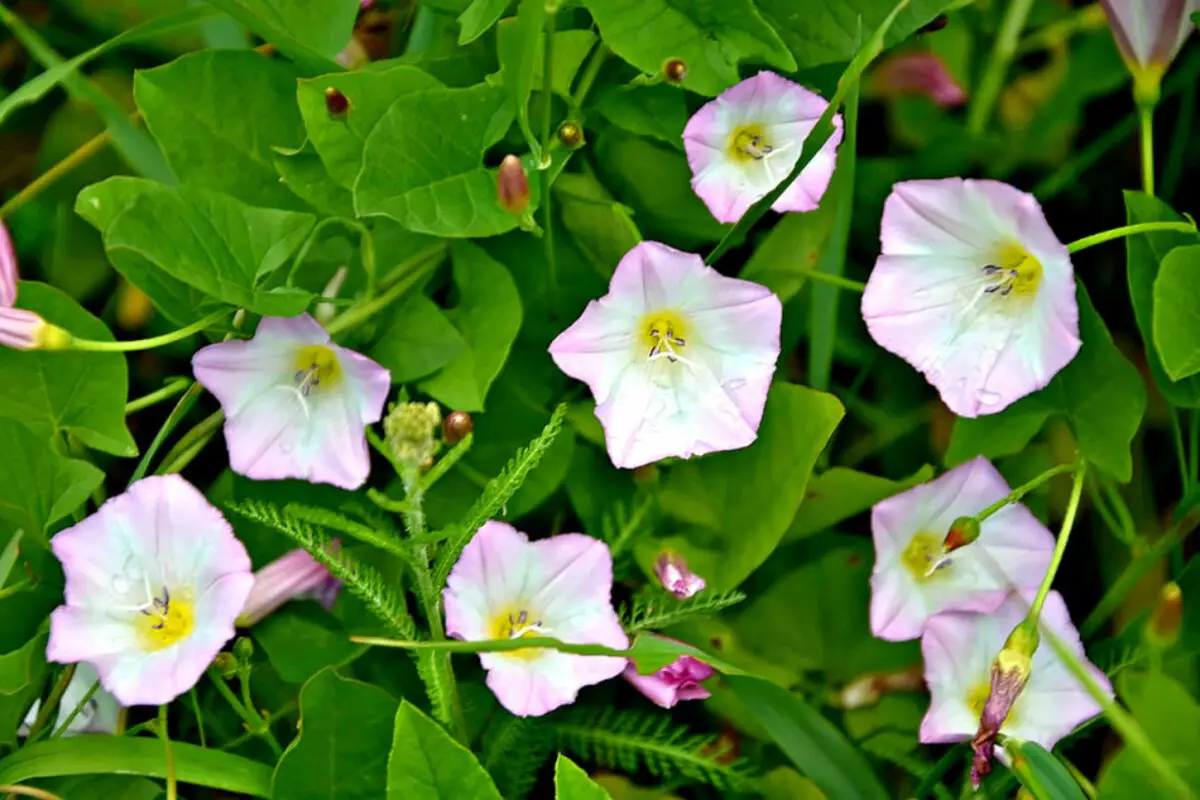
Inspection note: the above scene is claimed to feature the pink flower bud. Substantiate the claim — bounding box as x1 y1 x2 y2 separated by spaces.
0 308 67 351
624 653 714 708
870 51 966 107
653 551 705 599
496 155 530 215
1100 0 1195 72
1 221 17 308
236 547 340 627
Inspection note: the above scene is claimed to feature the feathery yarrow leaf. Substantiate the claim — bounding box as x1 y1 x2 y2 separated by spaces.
482 716 552 799
623 588 747 634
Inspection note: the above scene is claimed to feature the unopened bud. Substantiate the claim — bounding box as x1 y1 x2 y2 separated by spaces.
497 155 530 215
654 551 706 600
233 636 255 664
557 121 583 149
1146 582 1183 648
213 652 239 678
325 87 350 117
663 58 687 84
384 401 442 468
971 622 1037 787
0 309 71 351
943 516 981 552
443 410 473 445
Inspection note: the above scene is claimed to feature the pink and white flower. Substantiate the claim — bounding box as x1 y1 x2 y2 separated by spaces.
683 71 843 224
47 475 254 707
236 547 340 627
861 179 1080 418
549 242 781 469
869 457 1055 641
624 653 713 708
193 314 391 490
870 52 967 107
1099 0 1197 78
653 551 706 599
443 521 628 717
921 591 1110 752
0 221 53 351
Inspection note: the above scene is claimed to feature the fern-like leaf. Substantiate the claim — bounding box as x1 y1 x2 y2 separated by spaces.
283 502 412 561
482 716 551 799
553 707 752 790
229 500 416 638
623 588 747 634
433 403 567 588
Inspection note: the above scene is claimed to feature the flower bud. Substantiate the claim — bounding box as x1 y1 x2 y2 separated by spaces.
557 121 583 149
496 155 530 215
623 648 714 708
0 308 62 350
325 86 350 117
971 622 1038 787
237 548 341 627
663 58 687 84
384 401 442 468
233 636 255 664
1 221 16 308
653 551 706 600
1145 582 1183 648
869 52 966 108
213 652 239 678
943 516 981 553
1099 0 1195 103
443 410 473 445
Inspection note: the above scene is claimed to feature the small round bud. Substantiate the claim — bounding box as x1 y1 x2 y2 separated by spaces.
325 86 350 117
233 636 255 664
496 155 530 215
943 516 981 552
556 121 583 148
213 652 239 679
1146 582 1183 648
443 410 473 445
663 58 687 84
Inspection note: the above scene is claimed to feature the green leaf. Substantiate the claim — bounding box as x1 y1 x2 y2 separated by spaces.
578 0 795 96
626 632 744 676
1123 191 1200 406
458 0 511 44
38 775 166 800
202 0 355 73
726 674 889 800
273 669 400 800
947 283 1146 481
0 632 48 748
77 177 317 323
370 291 468 383
1006 740 1086 800
646 383 844 590
273 142 357 218
553 172 641 275
783 465 935 541
757 0 951 69
555 754 611 800
135 50 310 210
740 201 838 303
594 84 689 149
354 84 523 236
0 419 103 539
387 700 504 799
1096 672 1200 798
254 603 366 684
0 736 273 796
297 65 443 189
0 282 135 456
418 241 523 411
497 0 545 156
1152 244 1200 381
531 30 600 99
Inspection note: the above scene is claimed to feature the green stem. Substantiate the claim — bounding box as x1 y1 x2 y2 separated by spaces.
0 580 31 602
68 310 229 352
49 679 100 739
1190 409 1198 485
966 0 1035 134
125 379 192 415
158 705 177 800
354 634 630 659
325 243 446 336
22 664 76 746
569 41 608 113
800 268 866 293
418 433 474 492
189 688 207 748
154 410 224 476
1029 461 1087 621
975 462 1077 523
1170 407 1189 491
0 129 113 221
1139 102 1155 196
289 218 377 298
129 381 201 484
206 668 283 757
540 6 559 313
1065 221 1197 254
366 428 406 475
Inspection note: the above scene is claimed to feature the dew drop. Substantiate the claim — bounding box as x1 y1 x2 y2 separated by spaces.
975 389 1002 406
111 575 131 595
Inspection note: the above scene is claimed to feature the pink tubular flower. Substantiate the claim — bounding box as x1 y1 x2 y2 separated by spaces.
47 475 254 707
861 179 1080 418
236 548 340 627
870 52 967 107
683 71 843 224
869 457 1055 641
624 654 713 708
443 522 629 717
0 221 55 351
1100 1 1197 79
193 314 391 490
920 592 1110 754
549 242 781 470
653 551 706 599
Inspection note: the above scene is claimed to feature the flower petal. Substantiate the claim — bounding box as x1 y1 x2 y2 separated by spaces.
0 222 16 308
482 649 626 717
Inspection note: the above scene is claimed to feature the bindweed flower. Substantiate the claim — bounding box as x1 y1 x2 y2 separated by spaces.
869 51 967 107
47 475 254 707
1099 0 1198 99
443 521 628 716
21 662 119 737
0 221 66 351
236 548 340 627
193 314 391 490
683 71 843 224
921 592 1110 778
861 179 1080 418
623 651 713 708
549 242 781 469
653 551 706 599
869 457 1055 641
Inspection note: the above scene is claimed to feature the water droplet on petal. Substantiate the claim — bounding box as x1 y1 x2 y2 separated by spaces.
976 389 1002 406
111 575 131 595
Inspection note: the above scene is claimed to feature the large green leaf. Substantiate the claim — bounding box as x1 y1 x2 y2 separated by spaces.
594 84 689 150
254 603 366 684
202 0 353 73
497 0 544 155
135 50 309 210
0 419 103 539
739 202 840 304
354 84 521 237
555 754 611 800
579 0 795 96
0 632 48 748
1123 191 1200 406
0 736 273 796
273 669 399 800
782 465 934 541
1152 244 1200 381
1096 673 1200 798
273 142 357 218
418 241 522 412
77 177 317 323
947 283 1146 481
757 0 951 68
0 282 135 456
553 172 641 276
645 383 844 590
726 674 888 800
387 700 503 799
458 0 510 44
370 291 468 383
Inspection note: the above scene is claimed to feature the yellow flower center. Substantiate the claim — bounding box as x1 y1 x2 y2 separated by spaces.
294 345 341 395
727 124 773 162
982 243 1042 299
901 532 947 581
967 679 1020 728
490 607 547 662
135 593 195 651
639 310 691 362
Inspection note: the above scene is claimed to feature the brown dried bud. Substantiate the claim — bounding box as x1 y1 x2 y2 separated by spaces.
943 516 981 553
1146 582 1183 648
325 86 350 117
557 121 583 148
971 623 1037 788
443 410 473 445
496 155 530 215
663 58 687 84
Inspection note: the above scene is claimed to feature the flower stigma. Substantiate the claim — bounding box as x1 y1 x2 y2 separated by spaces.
981 244 1042 300
640 311 691 363
133 587 196 651
293 345 342 397
728 124 774 162
491 608 550 661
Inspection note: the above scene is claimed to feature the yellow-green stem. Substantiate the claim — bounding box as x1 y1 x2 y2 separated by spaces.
1139 102 1155 196
158 705 176 800
967 0 1035 134
325 243 445 335
540 6 559 313
50 679 100 739
976 462 1077 523
0 130 113 221
21 664 76 746
1029 461 1087 621
1065 221 1197 254
125 379 192 415
69 309 230 352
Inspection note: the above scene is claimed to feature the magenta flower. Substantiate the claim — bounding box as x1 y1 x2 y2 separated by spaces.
47 476 254 707
869 457 1055 641
871 52 966 107
443 522 628 717
653 551 706 599
624 653 713 709
193 314 391 490
921 592 1110 753
0 221 54 351
236 548 340 627
549 242 781 469
1100 1 1196 81
861 179 1080 417
683 71 843 224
